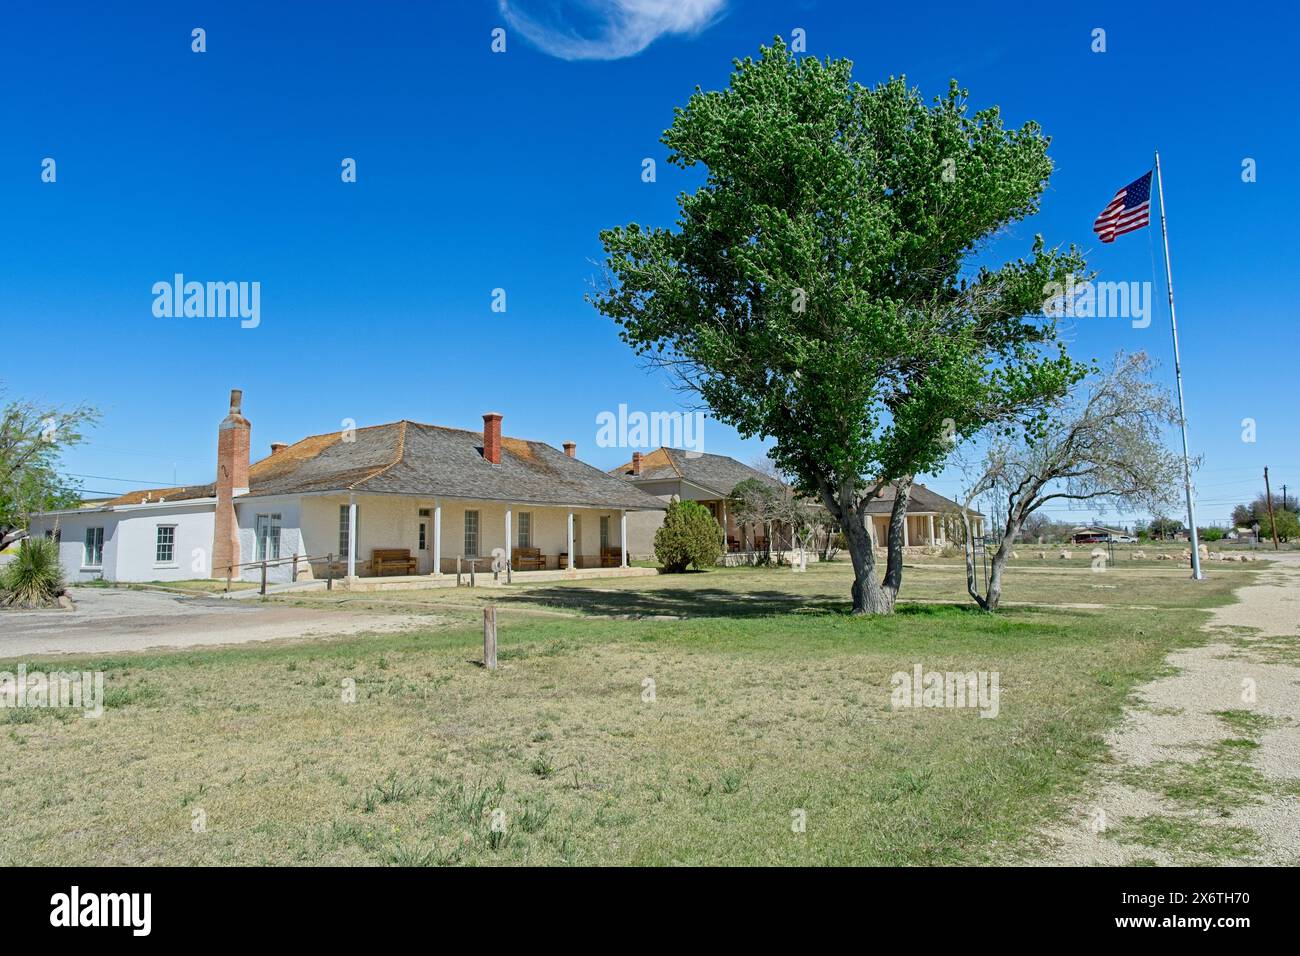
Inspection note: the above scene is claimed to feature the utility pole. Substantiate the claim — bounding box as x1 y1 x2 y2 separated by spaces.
1264 468 1280 551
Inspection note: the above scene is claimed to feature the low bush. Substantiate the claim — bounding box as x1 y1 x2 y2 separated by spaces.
0 536 67 608
654 500 723 572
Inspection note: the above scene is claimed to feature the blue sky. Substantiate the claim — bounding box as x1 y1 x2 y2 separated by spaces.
2 1 1296 525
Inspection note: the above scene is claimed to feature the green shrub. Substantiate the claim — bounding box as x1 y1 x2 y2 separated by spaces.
654 500 723 572
0 536 66 608
1198 527 1224 542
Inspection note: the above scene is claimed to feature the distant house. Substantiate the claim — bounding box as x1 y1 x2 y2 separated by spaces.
26 390 664 585
1069 525 1129 544
608 447 983 558
608 448 784 557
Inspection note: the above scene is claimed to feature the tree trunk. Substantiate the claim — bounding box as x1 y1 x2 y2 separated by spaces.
963 509 1018 612
842 505 896 614
982 518 1020 611
883 480 911 594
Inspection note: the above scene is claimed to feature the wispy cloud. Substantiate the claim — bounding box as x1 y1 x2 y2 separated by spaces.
499 0 726 61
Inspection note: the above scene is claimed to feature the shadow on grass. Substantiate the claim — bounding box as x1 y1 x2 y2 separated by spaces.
495 580 1000 622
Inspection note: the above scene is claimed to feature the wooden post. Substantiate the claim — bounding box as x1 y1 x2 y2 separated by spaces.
1264 467 1281 551
292 553 299 582
470 559 476 588
225 563 232 594
456 556 462 586
483 605 498 670
326 553 334 591
260 560 267 596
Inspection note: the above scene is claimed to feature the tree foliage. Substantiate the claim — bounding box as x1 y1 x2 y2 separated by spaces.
1260 508 1299 543
1 387 98 544
592 40 1087 613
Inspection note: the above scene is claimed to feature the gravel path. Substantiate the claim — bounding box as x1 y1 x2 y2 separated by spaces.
1036 553 1300 865
0 586 444 659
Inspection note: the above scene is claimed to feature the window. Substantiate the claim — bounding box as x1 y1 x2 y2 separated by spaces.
518 512 531 549
600 515 610 550
255 513 282 561
156 525 176 564
463 510 479 557
83 527 104 566
338 504 359 558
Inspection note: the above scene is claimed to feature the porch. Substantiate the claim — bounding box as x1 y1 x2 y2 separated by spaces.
330 563 657 592
868 512 983 548
296 494 638 582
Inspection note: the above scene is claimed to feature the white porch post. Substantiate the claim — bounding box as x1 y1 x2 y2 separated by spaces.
902 514 910 548
620 510 628 567
433 500 442 575
567 512 575 570
927 514 935 544
347 493 357 578
505 508 512 564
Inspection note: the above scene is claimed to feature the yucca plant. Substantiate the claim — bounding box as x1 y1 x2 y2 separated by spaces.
0 536 66 608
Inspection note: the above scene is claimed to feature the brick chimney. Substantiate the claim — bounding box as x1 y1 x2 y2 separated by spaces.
270 442 288 456
563 441 576 458
483 413 502 465
212 389 251 579
632 451 643 476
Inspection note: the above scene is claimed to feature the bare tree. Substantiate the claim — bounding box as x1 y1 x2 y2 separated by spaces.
957 352 1183 611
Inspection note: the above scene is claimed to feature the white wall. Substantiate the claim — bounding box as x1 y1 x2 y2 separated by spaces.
27 503 216 583
26 510 116 583
234 495 304 584
112 504 215 581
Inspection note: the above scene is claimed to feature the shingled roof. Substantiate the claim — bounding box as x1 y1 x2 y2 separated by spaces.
863 483 981 517
107 421 665 511
608 448 784 497
608 448 979 516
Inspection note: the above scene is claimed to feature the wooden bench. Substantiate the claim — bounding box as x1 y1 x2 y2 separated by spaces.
600 546 623 568
371 548 417 576
512 547 546 570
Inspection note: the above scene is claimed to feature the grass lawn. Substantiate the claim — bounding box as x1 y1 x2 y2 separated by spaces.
0 560 1253 865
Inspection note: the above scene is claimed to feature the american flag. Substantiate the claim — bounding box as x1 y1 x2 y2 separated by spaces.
1092 170 1152 243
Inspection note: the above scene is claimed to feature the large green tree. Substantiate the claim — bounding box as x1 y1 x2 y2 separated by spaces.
592 41 1086 613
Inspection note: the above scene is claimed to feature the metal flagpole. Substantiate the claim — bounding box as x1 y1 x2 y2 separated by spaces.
1153 149 1203 581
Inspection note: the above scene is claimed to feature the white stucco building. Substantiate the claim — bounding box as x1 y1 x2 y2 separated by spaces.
27 391 665 585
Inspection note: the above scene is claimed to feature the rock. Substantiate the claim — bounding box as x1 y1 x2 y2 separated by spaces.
1038 552 1047 560
1133 550 1146 559
1090 548 1107 559
57 594 74 610
1059 551 1072 559
1011 551 1019 559
1156 553 1171 561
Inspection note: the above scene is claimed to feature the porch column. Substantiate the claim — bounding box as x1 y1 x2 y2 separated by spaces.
347 493 357 578
902 514 910 548
927 514 935 544
620 510 627 567
567 512 575 570
433 501 442 575
505 508 512 565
